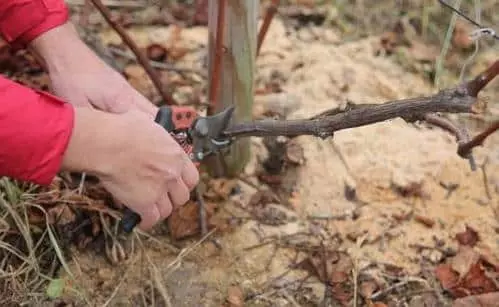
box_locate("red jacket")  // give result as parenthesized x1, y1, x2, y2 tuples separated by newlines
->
(0, 0, 74, 185)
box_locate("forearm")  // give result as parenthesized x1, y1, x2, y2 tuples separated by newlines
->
(0, 76, 74, 185)
(0, 0, 69, 50)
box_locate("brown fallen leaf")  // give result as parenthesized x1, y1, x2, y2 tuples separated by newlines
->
(451, 246, 480, 278)
(226, 285, 244, 307)
(258, 174, 283, 185)
(452, 292, 499, 307)
(379, 31, 400, 54)
(193, 0, 208, 25)
(452, 20, 473, 50)
(47, 204, 76, 225)
(296, 250, 354, 305)
(435, 246, 498, 298)
(203, 178, 239, 201)
(247, 190, 280, 209)
(146, 43, 167, 62)
(456, 225, 479, 247)
(359, 280, 379, 299)
(435, 264, 459, 291)
(167, 200, 217, 240)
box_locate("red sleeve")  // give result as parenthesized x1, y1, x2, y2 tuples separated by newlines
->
(0, 0, 69, 50)
(0, 76, 74, 185)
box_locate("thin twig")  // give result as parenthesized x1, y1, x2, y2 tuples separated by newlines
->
(195, 186, 207, 236)
(107, 46, 206, 76)
(466, 60, 499, 97)
(257, 0, 280, 56)
(480, 157, 492, 200)
(370, 277, 429, 300)
(68, 0, 146, 7)
(458, 120, 499, 158)
(88, 0, 177, 105)
(207, 0, 226, 115)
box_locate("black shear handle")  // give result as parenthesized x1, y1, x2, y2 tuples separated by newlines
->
(120, 106, 174, 233)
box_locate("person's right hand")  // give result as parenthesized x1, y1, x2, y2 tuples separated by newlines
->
(60, 107, 199, 230)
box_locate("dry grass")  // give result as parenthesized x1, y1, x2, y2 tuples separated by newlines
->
(0, 178, 83, 305)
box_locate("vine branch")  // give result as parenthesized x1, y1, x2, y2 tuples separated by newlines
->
(223, 59, 498, 166)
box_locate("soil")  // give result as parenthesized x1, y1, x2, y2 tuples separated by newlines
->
(28, 5, 499, 307)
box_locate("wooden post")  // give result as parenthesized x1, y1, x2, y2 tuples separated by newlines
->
(207, 1, 258, 177)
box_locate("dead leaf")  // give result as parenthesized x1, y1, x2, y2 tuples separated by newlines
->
(435, 264, 460, 290)
(47, 204, 76, 225)
(226, 285, 244, 307)
(203, 178, 239, 201)
(90, 214, 101, 237)
(451, 246, 480, 278)
(146, 43, 167, 62)
(258, 174, 283, 185)
(379, 31, 400, 54)
(359, 280, 379, 298)
(452, 292, 499, 307)
(296, 250, 354, 304)
(168, 200, 217, 240)
(435, 246, 498, 298)
(456, 261, 498, 296)
(193, 0, 208, 25)
(453, 20, 473, 50)
(456, 225, 479, 247)
(247, 190, 280, 209)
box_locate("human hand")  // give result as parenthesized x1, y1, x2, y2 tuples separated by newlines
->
(29, 22, 158, 118)
(61, 107, 199, 230)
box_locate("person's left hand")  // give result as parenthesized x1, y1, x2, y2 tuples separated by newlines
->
(29, 22, 158, 118)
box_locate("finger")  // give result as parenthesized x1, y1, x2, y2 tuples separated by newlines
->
(130, 89, 159, 118)
(181, 158, 199, 191)
(166, 178, 190, 209)
(156, 192, 173, 219)
(136, 204, 161, 231)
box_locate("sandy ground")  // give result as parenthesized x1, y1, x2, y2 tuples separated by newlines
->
(55, 16, 499, 307)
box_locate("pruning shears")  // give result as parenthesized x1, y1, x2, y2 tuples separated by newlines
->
(120, 105, 235, 233)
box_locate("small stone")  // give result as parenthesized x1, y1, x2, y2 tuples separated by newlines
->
(97, 268, 113, 280)
(391, 169, 426, 197)
(421, 249, 444, 264)
(344, 175, 357, 201)
(297, 28, 315, 42)
(322, 28, 340, 43)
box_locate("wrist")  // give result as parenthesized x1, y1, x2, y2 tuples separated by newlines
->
(28, 22, 91, 73)
(60, 107, 120, 176)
